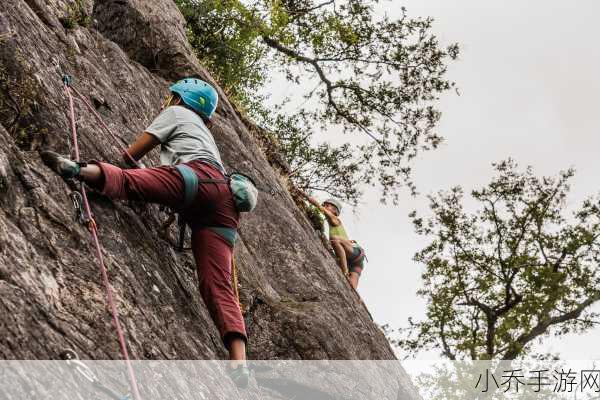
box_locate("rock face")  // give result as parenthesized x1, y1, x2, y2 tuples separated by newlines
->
(0, 0, 419, 398)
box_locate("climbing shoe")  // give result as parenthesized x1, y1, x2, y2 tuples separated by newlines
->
(227, 364, 250, 389)
(40, 151, 81, 179)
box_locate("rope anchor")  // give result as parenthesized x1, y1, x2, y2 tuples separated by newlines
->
(70, 190, 96, 230)
(62, 74, 73, 87)
(70, 191, 85, 224)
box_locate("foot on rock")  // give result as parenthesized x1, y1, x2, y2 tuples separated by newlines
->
(228, 364, 250, 389)
(40, 151, 81, 179)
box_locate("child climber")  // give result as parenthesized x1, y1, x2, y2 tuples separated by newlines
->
(298, 190, 366, 290)
(41, 78, 250, 387)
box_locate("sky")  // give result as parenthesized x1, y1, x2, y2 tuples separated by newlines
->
(264, 0, 599, 359)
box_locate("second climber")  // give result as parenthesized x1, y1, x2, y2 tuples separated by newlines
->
(298, 190, 367, 290)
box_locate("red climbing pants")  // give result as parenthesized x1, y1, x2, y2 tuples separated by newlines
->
(91, 159, 247, 347)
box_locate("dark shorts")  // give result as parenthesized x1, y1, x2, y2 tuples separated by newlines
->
(348, 245, 366, 275)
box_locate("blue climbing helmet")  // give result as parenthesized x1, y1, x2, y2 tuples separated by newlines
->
(169, 78, 218, 119)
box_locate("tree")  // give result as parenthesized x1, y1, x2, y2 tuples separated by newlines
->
(265, 113, 363, 203)
(175, 0, 269, 111)
(399, 159, 600, 360)
(176, 0, 459, 204)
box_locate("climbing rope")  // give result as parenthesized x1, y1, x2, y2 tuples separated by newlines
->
(231, 256, 243, 313)
(62, 75, 142, 400)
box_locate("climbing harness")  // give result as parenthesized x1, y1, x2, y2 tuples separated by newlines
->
(62, 75, 142, 400)
(60, 349, 131, 400)
(172, 164, 244, 310)
(172, 164, 238, 251)
(175, 164, 259, 214)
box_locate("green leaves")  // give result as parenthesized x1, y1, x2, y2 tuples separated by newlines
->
(264, 112, 363, 204)
(176, 0, 269, 111)
(401, 160, 600, 360)
(177, 0, 458, 204)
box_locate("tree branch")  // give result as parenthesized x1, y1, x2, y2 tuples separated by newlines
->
(485, 198, 506, 270)
(287, 0, 335, 16)
(503, 294, 600, 360)
(261, 35, 396, 160)
(439, 318, 456, 360)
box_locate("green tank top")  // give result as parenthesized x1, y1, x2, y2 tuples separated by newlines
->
(329, 222, 349, 240)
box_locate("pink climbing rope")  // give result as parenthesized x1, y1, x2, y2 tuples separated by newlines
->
(63, 79, 142, 400)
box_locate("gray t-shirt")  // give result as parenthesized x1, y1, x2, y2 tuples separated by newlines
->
(145, 105, 225, 172)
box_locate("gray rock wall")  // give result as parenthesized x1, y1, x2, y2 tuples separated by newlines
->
(0, 1, 419, 397)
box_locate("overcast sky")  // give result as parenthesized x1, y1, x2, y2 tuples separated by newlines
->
(265, 0, 599, 359)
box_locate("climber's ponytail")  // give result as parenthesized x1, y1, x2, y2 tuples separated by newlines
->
(161, 93, 181, 110)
